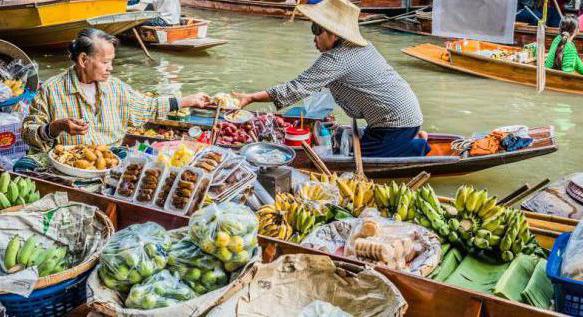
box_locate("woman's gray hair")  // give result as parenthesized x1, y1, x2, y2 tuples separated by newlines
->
(68, 28, 118, 62)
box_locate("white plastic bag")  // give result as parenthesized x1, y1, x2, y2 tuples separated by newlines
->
(561, 221, 583, 280)
(302, 89, 335, 117)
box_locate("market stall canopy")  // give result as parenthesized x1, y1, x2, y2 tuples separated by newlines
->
(432, 0, 518, 44)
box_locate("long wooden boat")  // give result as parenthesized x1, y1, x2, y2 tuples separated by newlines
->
(383, 11, 583, 52)
(358, 0, 430, 13)
(293, 126, 557, 178)
(402, 40, 583, 95)
(120, 17, 228, 52)
(14, 170, 569, 316)
(179, 0, 385, 22)
(0, 11, 159, 48)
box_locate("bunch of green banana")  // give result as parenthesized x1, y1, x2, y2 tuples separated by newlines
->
(374, 181, 417, 221)
(414, 185, 454, 240)
(0, 172, 41, 209)
(3, 234, 69, 277)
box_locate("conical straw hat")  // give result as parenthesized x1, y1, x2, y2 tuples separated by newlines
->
(297, 0, 368, 46)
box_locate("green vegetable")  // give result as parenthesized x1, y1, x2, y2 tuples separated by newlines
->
(17, 235, 38, 266)
(4, 235, 21, 270)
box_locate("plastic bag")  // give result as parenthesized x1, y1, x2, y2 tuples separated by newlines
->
(125, 270, 196, 310)
(561, 221, 583, 280)
(167, 237, 229, 294)
(0, 83, 11, 103)
(189, 202, 258, 272)
(302, 89, 335, 117)
(99, 222, 171, 293)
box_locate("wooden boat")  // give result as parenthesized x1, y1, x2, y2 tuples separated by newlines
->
(357, 0, 430, 14)
(383, 11, 583, 52)
(179, 0, 385, 22)
(0, 11, 158, 48)
(402, 40, 583, 95)
(16, 170, 570, 316)
(293, 126, 557, 178)
(120, 17, 228, 52)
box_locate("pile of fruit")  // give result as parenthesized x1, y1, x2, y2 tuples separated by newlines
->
(99, 222, 171, 293)
(157, 144, 197, 168)
(0, 172, 41, 209)
(167, 237, 229, 294)
(189, 203, 258, 272)
(2, 79, 23, 97)
(52, 144, 119, 170)
(125, 270, 195, 310)
(3, 234, 69, 277)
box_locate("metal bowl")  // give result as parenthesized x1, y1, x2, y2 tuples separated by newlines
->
(240, 142, 296, 168)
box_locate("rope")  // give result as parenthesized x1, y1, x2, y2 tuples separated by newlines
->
(450, 138, 475, 155)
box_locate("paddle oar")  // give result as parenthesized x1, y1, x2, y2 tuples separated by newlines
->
(499, 184, 530, 206)
(301, 140, 332, 176)
(132, 28, 155, 61)
(501, 179, 551, 207)
(351, 118, 365, 178)
(406, 171, 431, 191)
(536, 0, 548, 93)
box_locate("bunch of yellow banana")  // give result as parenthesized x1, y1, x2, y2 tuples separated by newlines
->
(298, 183, 330, 201)
(336, 178, 375, 217)
(257, 204, 293, 241)
(309, 172, 338, 184)
(3, 79, 23, 97)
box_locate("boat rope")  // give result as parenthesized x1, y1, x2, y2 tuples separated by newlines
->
(450, 138, 475, 156)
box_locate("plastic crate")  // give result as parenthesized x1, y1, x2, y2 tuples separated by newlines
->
(0, 270, 91, 317)
(547, 232, 583, 316)
(0, 121, 27, 160)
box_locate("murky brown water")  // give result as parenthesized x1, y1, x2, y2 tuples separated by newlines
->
(29, 8, 583, 198)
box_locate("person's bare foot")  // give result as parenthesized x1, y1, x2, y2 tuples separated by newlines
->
(417, 130, 428, 140)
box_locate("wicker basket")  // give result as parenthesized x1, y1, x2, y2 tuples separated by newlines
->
(0, 208, 114, 292)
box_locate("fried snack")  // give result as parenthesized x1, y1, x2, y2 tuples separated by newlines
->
(52, 144, 119, 170)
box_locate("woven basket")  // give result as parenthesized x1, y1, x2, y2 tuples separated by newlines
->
(0, 208, 114, 292)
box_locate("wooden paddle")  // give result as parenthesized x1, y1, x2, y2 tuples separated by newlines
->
(500, 179, 551, 207)
(132, 28, 154, 61)
(406, 171, 431, 191)
(301, 140, 332, 176)
(351, 118, 365, 178)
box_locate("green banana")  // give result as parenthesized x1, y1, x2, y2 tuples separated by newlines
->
(16, 196, 26, 207)
(478, 197, 497, 218)
(27, 246, 49, 268)
(0, 172, 10, 193)
(27, 178, 36, 195)
(7, 182, 18, 204)
(0, 193, 11, 209)
(26, 191, 40, 204)
(4, 235, 21, 270)
(17, 178, 30, 199)
(17, 235, 38, 266)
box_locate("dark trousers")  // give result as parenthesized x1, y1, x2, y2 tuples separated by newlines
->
(361, 127, 431, 158)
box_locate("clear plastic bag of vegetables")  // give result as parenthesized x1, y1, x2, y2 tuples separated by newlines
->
(562, 221, 583, 280)
(167, 237, 229, 294)
(189, 202, 258, 272)
(125, 269, 196, 310)
(99, 222, 171, 293)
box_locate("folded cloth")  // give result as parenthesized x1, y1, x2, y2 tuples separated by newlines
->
(469, 131, 507, 156)
(501, 133, 533, 152)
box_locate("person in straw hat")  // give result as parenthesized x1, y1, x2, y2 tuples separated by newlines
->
(234, 0, 430, 157)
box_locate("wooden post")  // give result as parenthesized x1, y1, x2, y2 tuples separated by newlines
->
(536, 0, 548, 93)
(351, 118, 365, 178)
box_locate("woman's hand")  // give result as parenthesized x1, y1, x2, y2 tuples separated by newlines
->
(49, 118, 89, 136)
(180, 93, 211, 108)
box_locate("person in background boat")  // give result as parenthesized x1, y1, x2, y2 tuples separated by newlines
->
(515, 0, 564, 27)
(233, 0, 429, 158)
(133, 0, 181, 26)
(22, 28, 209, 154)
(545, 15, 583, 75)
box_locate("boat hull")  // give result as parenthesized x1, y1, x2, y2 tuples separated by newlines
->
(0, 0, 127, 30)
(0, 11, 158, 48)
(402, 42, 583, 95)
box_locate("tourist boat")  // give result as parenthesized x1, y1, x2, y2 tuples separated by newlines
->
(402, 40, 583, 95)
(0, 0, 157, 48)
(120, 17, 227, 52)
(383, 11, 583, 52)
(179, 0, 385, 22)
(16, 168, 569, 316)
(293, 126, 557, 178)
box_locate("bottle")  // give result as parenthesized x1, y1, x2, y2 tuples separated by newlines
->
(320, 126, 332, 148)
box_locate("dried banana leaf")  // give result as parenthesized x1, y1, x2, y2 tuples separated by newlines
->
(521, 259, 553, 309)
(445, 256, 510, 293)
(433, 248, 463, 282)
(494, 254, 539, 302)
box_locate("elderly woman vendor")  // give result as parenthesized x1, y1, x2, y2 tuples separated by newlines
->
(22, 28, 209, 154)
(235, 0, 429, 157)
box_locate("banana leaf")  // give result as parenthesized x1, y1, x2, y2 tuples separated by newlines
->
(521, 259, 553, 309)
(493, 254, 539, 302)
(445, 256, 510, 293)
(433, 248, 463, 282)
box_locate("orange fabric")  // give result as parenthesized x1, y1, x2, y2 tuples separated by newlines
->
(469, 131, 508, 156)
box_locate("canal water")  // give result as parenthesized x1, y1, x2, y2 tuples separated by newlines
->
(29, 8, 583, 197)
